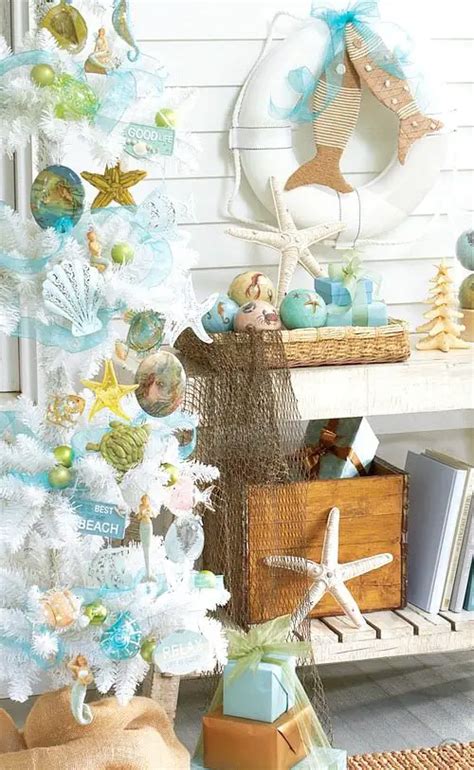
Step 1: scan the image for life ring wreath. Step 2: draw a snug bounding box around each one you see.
[229,2,448,248]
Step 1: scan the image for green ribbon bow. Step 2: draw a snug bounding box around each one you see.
[328,250,381,307]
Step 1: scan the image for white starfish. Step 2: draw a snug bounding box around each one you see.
[163,276,217,346]
[226,177,345,307]
[265,507,393,629]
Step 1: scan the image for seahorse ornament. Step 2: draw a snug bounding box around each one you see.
[112,0,139,62]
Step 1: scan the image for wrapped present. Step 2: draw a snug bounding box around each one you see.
[325,301,388,327]
[302,417,379,480]
[223,653,296,722]
[315,276,373,307]
[203,704,313,770]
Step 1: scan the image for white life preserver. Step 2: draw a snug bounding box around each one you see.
[230,18,448,247]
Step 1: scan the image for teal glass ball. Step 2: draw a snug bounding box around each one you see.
[202,293,239,333]
[280,289,327,329]
[456,229,474,271]
[459,274,474,309]
[30,165,85,233]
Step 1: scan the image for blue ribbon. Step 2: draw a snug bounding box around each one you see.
[271,0,409,123]
[0,633,64,669]
[11,306,121,353]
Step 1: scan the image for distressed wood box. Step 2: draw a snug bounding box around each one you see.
[240,458,408,625]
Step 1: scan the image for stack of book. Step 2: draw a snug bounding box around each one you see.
[405,450,474,614]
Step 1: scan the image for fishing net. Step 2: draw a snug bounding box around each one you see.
[178,327,332,742]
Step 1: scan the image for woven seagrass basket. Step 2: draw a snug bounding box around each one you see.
[178,319,410,369]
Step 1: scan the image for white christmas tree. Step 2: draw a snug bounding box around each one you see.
[416,260,470,352]
[0,0,228,716]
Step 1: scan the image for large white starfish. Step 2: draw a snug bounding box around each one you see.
[163,275,217,346]
[226,177,345,307]
[265,507,393,629]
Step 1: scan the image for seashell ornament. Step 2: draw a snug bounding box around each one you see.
[42,260,105,337]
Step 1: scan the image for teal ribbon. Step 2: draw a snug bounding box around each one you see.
[271,0,409,123]
[0,634,64,670]
[11,306,121,352]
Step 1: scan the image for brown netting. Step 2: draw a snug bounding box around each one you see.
[178,328,332,742]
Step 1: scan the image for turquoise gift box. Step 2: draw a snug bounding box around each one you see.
[304,417,379,479]
[191,747,347,770]
[315,276,373,307]
[223,655,295,723]
[325,301,388,327]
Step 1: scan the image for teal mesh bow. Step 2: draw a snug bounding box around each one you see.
[271,0,409,124]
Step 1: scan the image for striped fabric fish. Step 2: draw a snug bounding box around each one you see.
[285,52,361,193]
[344,23,443,164]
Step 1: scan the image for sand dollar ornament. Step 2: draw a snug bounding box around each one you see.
[127,311,165,355]
[31,165,85,233]
[234,300,282,332]
[280,289,327,329]
[202,293,239,334]
[100,611,141,660]
[456,229,474,271]
[40,0,88,54]
[135,351,186,418]
[229,271,275,306]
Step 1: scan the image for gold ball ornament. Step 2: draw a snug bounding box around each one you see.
[83,601,108,626]
[53,444,74,468]
[161,462,180,487]
[48,464,74,489]
[41,589,80,629]
[30,64,56,87]
[155,108,177,128]
[229,271,275,306]
[140,638,157,663]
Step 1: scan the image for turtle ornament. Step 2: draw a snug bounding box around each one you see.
[86,421,151,474]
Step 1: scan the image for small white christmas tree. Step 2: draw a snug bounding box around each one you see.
[416,261,470,352]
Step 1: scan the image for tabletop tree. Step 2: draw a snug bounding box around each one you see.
[0,0,228,720]
[416,260,470,353]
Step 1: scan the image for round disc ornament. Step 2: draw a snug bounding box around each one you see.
[40,0,88,54]
[31,165,85,233]
[134,351,186,418]
[127,311,165,355]
[153,629,212,675]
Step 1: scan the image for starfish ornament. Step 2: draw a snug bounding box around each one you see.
[265,507,393,629]
[227,177,345,307]
[81,359,138,422]
[81,163,147,208]
[163,276,217,346]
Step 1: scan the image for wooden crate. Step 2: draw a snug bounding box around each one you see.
[246,458,408,624]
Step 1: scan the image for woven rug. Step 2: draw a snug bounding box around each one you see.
[348,742,474,769]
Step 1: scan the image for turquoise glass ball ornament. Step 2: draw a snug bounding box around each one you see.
[164,515,204,563]
[126,311,165,354]
[52,74,99,121]
[456,229,474,271]
[100,612,141,660]
[280,289,327,330]
[30,165,85,233]
[31,64,56,87]
[202,293,239,333]
[459,274,474,309]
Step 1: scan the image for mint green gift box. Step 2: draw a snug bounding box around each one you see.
[223,653,295,723]
[325,301,388,327]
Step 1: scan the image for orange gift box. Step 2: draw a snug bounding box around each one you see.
[203,704,311,770]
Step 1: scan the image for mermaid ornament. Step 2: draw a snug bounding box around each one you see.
[275,2,443,194]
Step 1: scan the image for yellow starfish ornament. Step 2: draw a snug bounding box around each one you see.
[81,359,138,421]
[81,162,147,208]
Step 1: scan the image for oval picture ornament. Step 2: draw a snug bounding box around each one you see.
[134,350,186,418]
[153,629,212,675]
[31,165,85,233]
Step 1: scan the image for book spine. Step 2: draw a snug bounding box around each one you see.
[441,473,474,610]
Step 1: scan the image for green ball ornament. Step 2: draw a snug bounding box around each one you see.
[194,570,217,589]
[140,638,157,663]
[111,242,135,265]
[30,64,56,87]
[161,462,180,487]
[48,464,73,490]
[83,600,108,625]
[53,444,74,468]
[155,108,177,128]
[459,274,474,309]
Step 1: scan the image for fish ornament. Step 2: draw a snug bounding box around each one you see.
[42,260,105,337]
[285,4,443,194]
[112,0,140,62]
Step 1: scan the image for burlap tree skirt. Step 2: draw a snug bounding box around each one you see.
[0,688,190,770]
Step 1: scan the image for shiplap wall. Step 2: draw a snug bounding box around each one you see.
[129,0,474,335]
